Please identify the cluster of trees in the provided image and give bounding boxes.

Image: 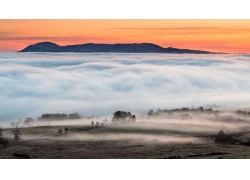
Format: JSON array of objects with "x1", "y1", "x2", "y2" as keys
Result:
[
  {"x1": 23, "y1": 118, "x2": 34, "y2": 126},
  {"x1": 37, "y1": 113, "x2": 97, "y2": 122},
  {"x1": 69, "y1": 113, "x2": 80, "y2": 119},
  {"x1": 148, "y1": 107, "x2": 217, "y2": 116},
  {"x1": 10, "y1": 119, "x2": 22, "y2": 127},
  {"x1": 0, "y1": 126, "x2": 21, "y2": 144},
  {"x1": 11, "y1": 118, "x2": 35, "y2": 127},
  {"x1": 236, "y1": 110, "x2": 250, "y2": 115},
  {"x1": 112, "y1": 111, "x2": 136, "y2": 122},
  {"x1": 9, "y1": 112, "x2": 106, "y2": 127},
  {"x1": 91, "y1": 119, "x2": 108, "y2": 128},
  {"x1": 38, "y1": 113, "x2": 69, "y2": 121}
]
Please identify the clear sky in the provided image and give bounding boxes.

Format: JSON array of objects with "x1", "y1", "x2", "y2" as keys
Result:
[{"x1": 0, "y1": 19, "x2": 249, "y2": 53}]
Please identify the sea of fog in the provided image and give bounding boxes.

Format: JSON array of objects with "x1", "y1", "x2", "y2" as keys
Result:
[{"x1": 0, "y1": 52, "x2": 250, "y2": 123}]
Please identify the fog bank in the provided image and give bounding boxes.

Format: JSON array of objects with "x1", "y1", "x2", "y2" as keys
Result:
[{"x1": 1, "y1": 53, "x2": 250, "y2": 122}]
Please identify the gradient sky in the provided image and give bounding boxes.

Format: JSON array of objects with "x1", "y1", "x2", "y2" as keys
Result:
[{"x1": 0, "y1": 19, "x2": 249, "y2": 53}]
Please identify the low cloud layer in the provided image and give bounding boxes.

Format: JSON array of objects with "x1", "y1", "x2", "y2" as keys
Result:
[{"x1": 1, "y1": 53, "x2": 250, "y2": 123}]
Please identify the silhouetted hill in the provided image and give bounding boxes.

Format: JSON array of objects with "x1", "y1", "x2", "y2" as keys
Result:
[{"x1": 20, "y1": 42, "x2": 215, "y2": 54}]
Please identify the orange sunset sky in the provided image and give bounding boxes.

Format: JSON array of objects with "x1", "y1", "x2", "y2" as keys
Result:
[{"x1": 0, "y1": 19, "x2": 249, "y2": 53}]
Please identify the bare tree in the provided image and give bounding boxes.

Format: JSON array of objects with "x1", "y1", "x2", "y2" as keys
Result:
[{"x1": 12, "y1": 126, "x2": 22, "y2": 141}]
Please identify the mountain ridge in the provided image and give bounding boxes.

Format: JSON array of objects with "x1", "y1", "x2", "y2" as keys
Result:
[{"x1": 20, "y1": 41, "x2": 218, "y2": 54}]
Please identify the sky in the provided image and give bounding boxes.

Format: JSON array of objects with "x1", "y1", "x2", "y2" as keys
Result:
[{"x1": 0, "y1": 19, "x2": 250, "y2": 53}]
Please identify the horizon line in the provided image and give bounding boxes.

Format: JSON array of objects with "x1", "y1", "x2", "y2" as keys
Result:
[{"x1": 0, "y1": 41, "x2": 249, "y2": 54}]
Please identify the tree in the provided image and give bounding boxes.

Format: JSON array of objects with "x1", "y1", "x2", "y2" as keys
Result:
[
  {"x1": 96, "y1": 122, "x2": 99, "y2": 128},
  {"x1": 214, "y1": 129, "x2": 232, "y2": 143},
  {"x1": 69, "y1": 112, "x2": 80, "y2": 119},
  {"x1": 0, "y1": 127, "x2": 2, "y2": 136},
  {"x1": 198, "y1": 107, "x2": 204, "y2": 112},
  {"x1": 103, "y1": 119, "x2": 108, "y2": 124},
  {"x1": 23, "y1": 117, "x2": 34, "y2": 126},
  {"x1": 181, "y1": 107, "x2": 189, "y2": 111},
  {"x1": 64, "y1": 128, "x2": 69, "y2": 133},
  {"x1": 131, "y1": 115, "x2": 136, "y2": 121},
  {"x1": 39, "y1": 113, "x2": 68, "y2": 121},
  {"x1": 0, "y1": 137, "x2": 8, "y2": 147},
  {"x1": 217, "y1": 130, "x2": 225, "y2": 137},
  {"x1": 91, "y1": 121, "x2": 94, "y2": 127},
  {"x1": 58, "y1": 129, "x2": 63, "y2": 135},
  {"x1": 148, "y1": 109, "x2": 154, "y2": 116},
  {"x1": 112, "y1": 111, "x2": 136, "y2": 123},
  {"x1": 112, "y1": 111, "x2": 127, "y2": 121},
  {"x1": 12, "y1": 127, "x2": 21, "y2": 141}
]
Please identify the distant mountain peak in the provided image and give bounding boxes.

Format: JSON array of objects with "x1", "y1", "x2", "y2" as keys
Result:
[
  {"x1": 34, "y1": 41, "x2": 58, "y2": 46},
  {"x1": 20, "y1": 42, "x2": 215, "y2": 54}
]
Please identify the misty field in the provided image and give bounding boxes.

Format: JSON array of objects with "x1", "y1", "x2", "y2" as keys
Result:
[{"x1": 1, "y1": 114, "x2": 250, "y2": 159}]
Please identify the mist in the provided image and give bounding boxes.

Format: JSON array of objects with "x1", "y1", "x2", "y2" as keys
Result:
[
  {"x1": 1, "y1": 52, "x2": 250, "y2": 122},
  {"x1": 57, "y1": 132, "x2": 201, "y2": 144}
]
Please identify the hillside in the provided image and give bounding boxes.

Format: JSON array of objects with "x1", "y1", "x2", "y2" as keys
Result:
[{"x1": 20, "y1": 42, "x2": 214, "y2": 54}]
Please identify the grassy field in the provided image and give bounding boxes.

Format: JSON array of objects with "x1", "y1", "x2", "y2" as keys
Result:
[{"x1": 1, "y1": 123, "x2": 250, "y2": 159}]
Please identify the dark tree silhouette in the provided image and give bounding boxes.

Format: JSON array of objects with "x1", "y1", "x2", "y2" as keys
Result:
[
  {"x1": 148, "y1": 109, "x2": 154, "y2": 116},
  {"x1": 69, "y1": 112, "x2": 80, "y2": 119},
  {"x1": 181, "y1": 107, "x2": 189, "y2": 111},
  {"x1": 198, "y1": 107, "x2": 204, "y2": 112},
  {"x1": 23, "y1": 117, "x2": 34, "y2": 126},
  {"x1": 131, "y1": 115, "x2": 136, "y2": 121},
  {"x1": 0, "y1": 137, "x2": 8, "y2": 147},
  {"x1": 96, "y1": 122, "x2": 99, "y2": 128},
  {"x1": 215, "y1": 129, "x2": 231, "y2": 143},
  {"x1": 217, "y1": 130, "x2": 225, "y2": 136},
  {"x1": 64, "y1": 128, "x2": 69, "y2": 133},
  {"x1": 58, "y1": 129, "x2": 63, "y2": 135},
  {"x1": 38, "y1": 113, "x2": 68, "y2": 121},
  {"x1": 91, "y1": 121, "x2": 94, "y2": 127},
  {"x1": 112, "y1": 111, "x2": 136, "y2": 122},
  {"x1": 147, "y1": 106, "x2": 218, "y2": 118},
  {"x1": 12, "y1": 127, "x2": 21, "y2": 141}
]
